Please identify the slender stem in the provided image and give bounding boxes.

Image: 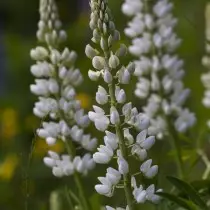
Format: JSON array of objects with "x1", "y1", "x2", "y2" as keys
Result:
[
  {"x1": 166, "y1": 116, "x2": 185, "y2": 179},
  {"x1": 73, "y1": 172, "x2": 91, "y2": 210},
  {"x1": 65, "y1": 186, "x2": 74, "y2": 209},
  {"x1": 197, "y1": 149, "x2": 210, "y2": 180},
  {"x1": 55, "y1": 72, "x2": 91, "y2": 210},
  {"x1": 65, "y1": 140, "x2": 91, "y2": 210},
  {"x1": 108, "y1": 83, "x2": 135, "y2": 210}
]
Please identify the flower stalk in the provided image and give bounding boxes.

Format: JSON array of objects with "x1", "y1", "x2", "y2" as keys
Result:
[
  {"x1": 86, "y1": 0, "x2": 161, "y2": 209},
  {"x1": 30, "y1": 0, "x2": 96, "y2": 209}
]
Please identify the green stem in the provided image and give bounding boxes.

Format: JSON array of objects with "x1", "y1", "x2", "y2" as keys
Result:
[
  {"x1": 73, "y1": 172, "x2": 91, "y2": 210},
  {"x1": 64, "y1": 186, "x2": 74, "y2": 209},
  {"x1": 166, "y1": 117, "x2": 185, "y2": 179},
  {"x1": 108, "y1": 83, "x2": 135, "y2": 210},
  {"x1": 65, "y1": 141, "x2": 91, "y2": 210},
  {"x1": 197, "y1": 149, "x2": 210, "y2": 180}
]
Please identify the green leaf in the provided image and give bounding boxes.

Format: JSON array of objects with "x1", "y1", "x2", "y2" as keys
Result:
[
  {"x1": 191, "y1": 180, "x2": 210, "y2": 191},
  {"x1": 167, "y1": 176, "x2": 208, "y2": 210},
  {"x1": 156, "y1": 192, "x2": 198, "y2": 210}
]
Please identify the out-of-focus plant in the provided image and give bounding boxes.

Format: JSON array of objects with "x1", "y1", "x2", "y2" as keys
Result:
[{"x1": 30, "y1": 0, "x2": 97, "y2": 209}]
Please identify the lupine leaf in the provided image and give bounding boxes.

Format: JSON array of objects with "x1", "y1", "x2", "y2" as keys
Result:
[
  {"x1": 156, "y1": 192, "x2": 198, "y2": 210},
  {"x1": 191, "y1": 179, "x2": 210, "y2": 191},
  {"x1": 167, "y1": 176, "x2": 208, "y2": 209}
]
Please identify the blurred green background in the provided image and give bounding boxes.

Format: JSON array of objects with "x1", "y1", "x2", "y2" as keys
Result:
[{"x1": 0, "y1": 0, "x2": 210, "y2": 209}]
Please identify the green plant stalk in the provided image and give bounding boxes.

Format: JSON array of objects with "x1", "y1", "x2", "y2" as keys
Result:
[
  {"x1": 142, "y1": 0, "x2": 185, "y2": 181},
  {"x1": 166, "y1": 116, "x2": 185, "y2": 180},
  {"x1": 65, "y1": 140, "x2": 91, "y2": 210},
  {"x1": 54, "y1": 66, "x2": 91, "y2": 210},
  {"x1": 65, "y1": 186, "x2": 74, "y2": 209},
  {"x1": 108, "y1": 83, "x2": 135, "y2": 210}
]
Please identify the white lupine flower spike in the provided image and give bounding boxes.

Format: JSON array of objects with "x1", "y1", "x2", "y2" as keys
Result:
[
  {"x1": 122, "y1": 0, "x2": 196, "y2": 139},
  {"x1": 31, "y1": 1, "x2": 97, "y2": 209},
  {"x1": 86, "y1": 0, "x2": 159, "y2": 208},
  {"x1": 202, "y1": 3, "x2": 210, "y2": 128}
]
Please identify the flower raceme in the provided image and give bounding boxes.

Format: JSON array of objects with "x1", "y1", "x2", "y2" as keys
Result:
[
  {"x1": 86, "y1": 0, "x2": 161, "y2": 209},
  {"x1": 30, "y1": 0, "x2": 97, "y2": 177},
  {"x1": 202, "y1": 3, "x2": 210, "y2": 128},
  {"x1": 122, "y1": 0, "x2": 196, "y2": 139}
]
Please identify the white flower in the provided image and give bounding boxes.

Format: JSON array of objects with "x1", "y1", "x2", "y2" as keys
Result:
[
  {"x1": 88, "y1": 70, "x2": 100, "y2": 81},
  {"x1": 93, "y1": 145, "x2": 114, "y2": 164},
  {"x1": 123, "y1": 0, "x2": 196, "y2": 138},
  {"x1": 146, "y1": 184, "x2": 163, "y2": 204},
  {"x1": 140, "y1": 159, "x2": 158, "y2": 178},
  {"x1": 136, "y1": 130, "x2": 155, "y2": 150},
  {"x1": 89, "y1": 106, "x2": 110, "y2": 131},
  {"x1": 117, "y1": 151, "x2": 129, "y2": 175},
  {"x1": 133, "y1": 185, "x2": 147, "y2": 204},
  {"x1": 31, "y1": 0, "x2": 97, "y2": 178},
  {"x1": 96, "y1": 86, "x2": 109, "y2": 105},
  {"x1": 95, "y1": 167, "x2": 121, "y2": 197},
  {"x1": 115, "y1": 86, "x2": 126, "y2": 104},
  {"x1": 118, "y1": 67, "x2": 131, "y2": 84},
  {"x1": 104, "y1": 131, "x2": 118, "y2": 151},
  {"x1": 110, "y1": 106, "x2": 120, "y2": 125},
  {"x1": 175, "y1": 109, "x2": 196, "y2": 132}
]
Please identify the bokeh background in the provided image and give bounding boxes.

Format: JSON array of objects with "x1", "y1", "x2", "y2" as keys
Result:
[{"x1": 0, "y1": 0, "x2": 210, "y2": 210}]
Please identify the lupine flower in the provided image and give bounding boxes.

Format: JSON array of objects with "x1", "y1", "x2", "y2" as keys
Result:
[
  {"x1": 122, "y1": 0, "x2": 196, "y2": 138},
  {"x1": 86, "y1": 0, "x2": 159, "y2": 208},
  {"x1": 202, "y1": 3, "x2": 210, "y2": 127},
  {"x1": 31, "y1": 0, "x2": 97, "y2": 177},
  {"x1": 131, "y1": 177, "x2": 162, "y2": 204}
]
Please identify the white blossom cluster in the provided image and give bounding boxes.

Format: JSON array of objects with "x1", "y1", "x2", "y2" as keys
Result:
[
  {"x1": 30, "y1": 0, "x2": 97, "y2": 177},
  {"x1": 122, "y1": 0, "x2": 196, "y2": 138},
  {"x1": 202, "y1": 3, "x2": 210, "y2": 128},
  {"x1": 44, "y1": 151, "x2": 95, "y2": 177},
  {"x1": 86, "y1": 0, "x2": 161, "y2": 208}
]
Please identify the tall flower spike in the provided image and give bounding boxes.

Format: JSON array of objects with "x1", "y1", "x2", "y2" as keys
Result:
[
  {"x1": 31, "y1": 0, "x2": 96, "y2": 209},
  {"x1": 86, "y1": 0, "x2": 160, "y2": 209},
  {"x1": 122, "y1": 0, "x2": 196, "y2": 139},
  {"x1": 202, "y1": 3, "x2": 210, "y2": 128}
]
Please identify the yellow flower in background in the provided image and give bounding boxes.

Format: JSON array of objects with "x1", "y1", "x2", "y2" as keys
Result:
[
  {"x1": 0, "y1": 108, "x2": 18, "y2": 140},
  {"x1": 76, "y1": 92, "x2": 92, "y2": 109},
  {"x1": 33, "y1": 137, "x2": 64, "y2": 157},
  {"x1": 0, "y1": 154, "x2": 19, "y2": 180}
]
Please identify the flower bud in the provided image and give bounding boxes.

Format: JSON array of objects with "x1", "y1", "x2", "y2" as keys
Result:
[
  {"x1": 118, "y1": 68, "x2": 130, "y2": 84},
  {"x1": 115, "y1": 86, "x2": 126, "y2": 104},
  {"x1": 88, "y1": 70, "x2": 100, "y2": 81},
  {"x1": 115, "y1": 44, "x2": 127, "y2": 57},
  {"x1": 92, "y1": 56, "x2": 105, "y2": 70},
  {"x1": 30, "y1": 47, "x2": 48, "y2": 60},
  {"x1": 110, "y1": 106, "x2": 120, "y2": 125},
  {"x1": 49, "y1": 79, "x2": 59, "y2": 94},
  {"x1": 104, "y1": 70, "x2": 113, "y2": 83},
  {"x1": 127, "y1": 62, "x2": 135, "y2": 74},
  {"x1": 93, "y1": 29, "x2": 101, "y2": 42},
  {"x1": 96, "y1": 86, "x2": 108, "y2": 105},
  {"x1": 69, "y1": 51, "x2": 77, "y2": 64},
  {"x1": 100, "y1": 37, "x2": 108, "y2": 51},
  {"x1": 50, "y1": 50, "x2": 61, "y2": 64},
  {"x1": 109, "y1": 55, "x2": 120, "y2": 69},
  {"x1": 85, "y1": 44, "x2": 99, "y2": 59},
  {"x1": 46, "y1": 137, "x2": 57, "y2": 145},
  {"x1": 59, "y1": 30, "x2": 67, "y2": 42},
  {"x1": 118, "y1": 156, "x2": 129, "y2": 175}
]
